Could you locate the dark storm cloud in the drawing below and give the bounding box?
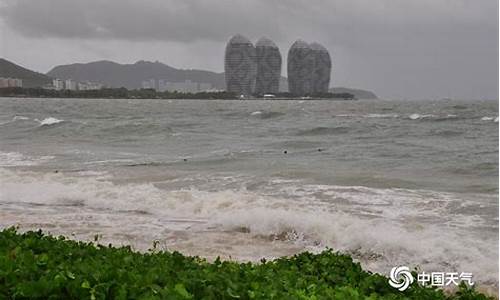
[0,0,285,42]
[1,0,496,44]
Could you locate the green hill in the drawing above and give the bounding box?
[47,60,226,90]
[0,58,52,88]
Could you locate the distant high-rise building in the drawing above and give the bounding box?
[158,80,212,93]
[7,78,22,88]
[77,81,103,91]
[254,37,281,95]
[166,80,198,93]
[310,42,332,94]
[287,40,314,97]
[157,79,167,92]
[0,78,8,88]
[77,82,87,91]
[224,34,257,96]
[198,83,212,92]
[65,79,77,91]
[53,79,64,90]
[0,77,22,88]
[141,79,156,90]
[89,82,103,90]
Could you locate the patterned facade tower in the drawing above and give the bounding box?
[287,40,314,96]
[310,42,332,94]
[254,37,282,95]
[224,34,257,96]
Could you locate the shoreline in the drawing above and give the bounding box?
[0,87,357,100]
[0,95,360,101]
[3,217,499,296]
[1,227,496,299]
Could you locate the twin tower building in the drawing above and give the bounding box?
[224,34,332,97]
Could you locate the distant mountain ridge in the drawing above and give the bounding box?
[0,58,52,88]
[47,60,226,90]
[1,58,377,98]
[48,60,377,98]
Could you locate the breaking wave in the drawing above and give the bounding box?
[408,113,436,120]
[35,117,64,126]
[0,168,497,287]
[332,113,461,121]
[0,151,54,167]
[481,116,499,122]
[250,111,285,119]
[0,115,30,126]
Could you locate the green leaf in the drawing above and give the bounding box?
[81,280,91,289]
[174,283,192,299]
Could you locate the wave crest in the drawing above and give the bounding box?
[35,117,64,126]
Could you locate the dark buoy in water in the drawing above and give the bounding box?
[283,150,288,154]
[318,148,322,152]
[54,170,59,173]
[183,158,188,162]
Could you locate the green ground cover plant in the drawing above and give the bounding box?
[0,228,494,299]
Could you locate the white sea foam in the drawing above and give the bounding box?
[334,113,444,120]
[0,115,30,126]
[481,116,499,122]
[334,113,456,121]
[0,152,54,167]
[333,114,357,118]
[408,113,435,120]
[83,158,136,165]
[366,113,399,118]
[333,113,400,119]
[0,168,497,286]
[250,111,262,116]
[76,170,112,180]
[35,117,64,126]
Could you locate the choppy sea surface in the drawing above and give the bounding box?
[0,98,498,288]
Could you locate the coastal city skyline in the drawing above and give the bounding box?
[0,0,497,100]
[2,33,335,97]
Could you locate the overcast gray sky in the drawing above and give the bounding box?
[0,0,498,99]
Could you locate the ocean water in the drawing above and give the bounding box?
[0,98,498,288]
